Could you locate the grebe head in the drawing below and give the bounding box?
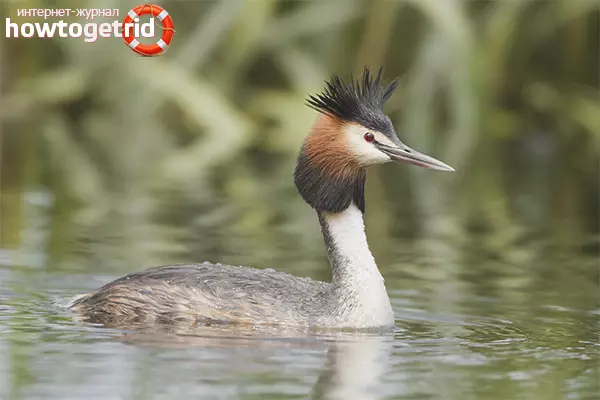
[294,67,453,213]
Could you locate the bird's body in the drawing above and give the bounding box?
[71,205,394,328]
[72,262,332,327]
[69,68,453,329]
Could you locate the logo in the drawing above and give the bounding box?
[4,4,175,57]
[122,4,175,57]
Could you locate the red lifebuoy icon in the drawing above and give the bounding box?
[122,4,174,56]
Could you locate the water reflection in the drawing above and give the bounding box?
[312,334,393,400]
[96,325,395,400]
[0,186,598,399]
[0,272,598,400]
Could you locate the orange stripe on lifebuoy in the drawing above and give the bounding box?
[122,4,175,57]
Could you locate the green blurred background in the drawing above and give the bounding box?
[0,1,599,399]
[1,0,598,270]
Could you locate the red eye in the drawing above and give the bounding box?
[363,132,375,143]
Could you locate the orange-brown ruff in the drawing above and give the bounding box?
[69,67,454,329]
[304,115,358,174]
[294,114,367,213]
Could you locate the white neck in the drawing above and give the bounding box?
[319,204,394,327]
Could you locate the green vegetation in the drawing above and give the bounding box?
[2,1,598,257]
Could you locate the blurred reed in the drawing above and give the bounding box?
[0,0,598,266]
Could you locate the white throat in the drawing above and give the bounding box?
[319,204,394,327]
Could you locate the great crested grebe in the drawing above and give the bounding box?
[69,68,453,329]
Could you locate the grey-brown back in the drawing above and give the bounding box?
[70,262,332,327]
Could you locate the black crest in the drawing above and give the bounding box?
[306,67,399,137]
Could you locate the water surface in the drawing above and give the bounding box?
[0,189,598,400]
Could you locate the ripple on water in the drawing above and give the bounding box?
[0,273,598,400]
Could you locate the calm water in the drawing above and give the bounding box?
[0,188,598,400]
